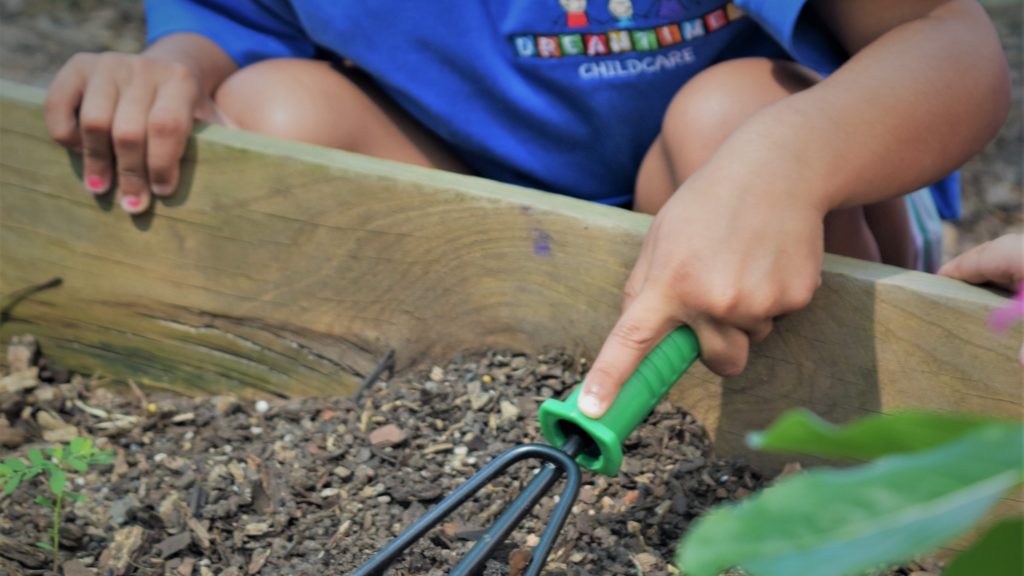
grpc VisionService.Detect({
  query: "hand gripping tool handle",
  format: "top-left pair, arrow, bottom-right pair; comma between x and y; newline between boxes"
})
538,326 -> 700,476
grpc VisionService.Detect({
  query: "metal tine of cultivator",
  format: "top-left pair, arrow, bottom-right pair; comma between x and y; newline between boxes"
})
451,434 -> 583,576
351,435 -> 585,576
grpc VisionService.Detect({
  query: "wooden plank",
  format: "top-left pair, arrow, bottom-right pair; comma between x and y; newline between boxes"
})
674,259 -> 1024,468
1,81 -> 653,398
2,78 -> 1020,444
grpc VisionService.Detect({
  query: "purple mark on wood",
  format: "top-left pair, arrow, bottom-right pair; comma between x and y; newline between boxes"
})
532,228 -> 552,256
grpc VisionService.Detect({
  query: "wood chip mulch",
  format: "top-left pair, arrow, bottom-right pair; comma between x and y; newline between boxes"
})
0,336 -> 942,575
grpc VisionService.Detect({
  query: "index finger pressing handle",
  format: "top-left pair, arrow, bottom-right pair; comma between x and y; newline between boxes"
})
538,326 -> 700,477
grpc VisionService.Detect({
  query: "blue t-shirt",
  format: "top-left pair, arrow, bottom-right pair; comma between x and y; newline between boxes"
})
146,0 -> 959,218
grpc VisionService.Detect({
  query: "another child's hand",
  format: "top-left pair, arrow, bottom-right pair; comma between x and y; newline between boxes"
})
938,233 -> 1024,291
940,234 -> 1024,366
575,167 -> 824,418
44,50 -> 219,214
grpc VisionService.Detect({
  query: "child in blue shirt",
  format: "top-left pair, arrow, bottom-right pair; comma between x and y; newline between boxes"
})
44,1 -> 1010,418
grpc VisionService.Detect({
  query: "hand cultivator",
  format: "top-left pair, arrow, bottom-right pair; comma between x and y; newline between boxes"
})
353,327 -> 700,576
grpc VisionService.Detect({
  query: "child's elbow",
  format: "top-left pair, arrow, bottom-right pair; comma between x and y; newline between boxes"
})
968,5 -> 1012,145
984,56 -> 1012,144
940,0 -> 1013,152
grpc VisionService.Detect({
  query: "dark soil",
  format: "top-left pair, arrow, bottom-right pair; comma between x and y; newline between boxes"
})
0,336 -> 942,576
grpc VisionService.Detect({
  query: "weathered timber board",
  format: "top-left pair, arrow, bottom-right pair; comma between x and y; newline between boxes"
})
1,79 -> 1021,444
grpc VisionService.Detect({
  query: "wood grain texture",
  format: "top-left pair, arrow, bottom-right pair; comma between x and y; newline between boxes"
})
1,79 -> 1020,456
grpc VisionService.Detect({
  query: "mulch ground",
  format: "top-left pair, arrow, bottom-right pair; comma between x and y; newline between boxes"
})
0,336 -> 942,576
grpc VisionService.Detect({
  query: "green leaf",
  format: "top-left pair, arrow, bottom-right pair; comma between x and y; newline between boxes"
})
0,463 -> 10,477
27,448 -> 45,467
677,423 -> 1024,576
35,541 -> 53,551
66,491 -> 86,503
3,458 -> 26,473
1,475 -> 21,494
48,469 -> 66,497
90,450 -> 114,466
746,409 -> 999,461
68,436 -> 87,455
67,456 -> 88,473
945,517 -> 1024,576
34,495 -> 55,509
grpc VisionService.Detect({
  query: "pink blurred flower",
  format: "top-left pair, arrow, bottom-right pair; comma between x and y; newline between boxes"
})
989,283 -> 1024,365
989,284 -> 1024,331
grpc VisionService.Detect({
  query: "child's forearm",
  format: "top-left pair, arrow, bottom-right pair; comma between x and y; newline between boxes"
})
142,33 -> 238,98
700,0 -> 1009,212
577,0 -> 1010,418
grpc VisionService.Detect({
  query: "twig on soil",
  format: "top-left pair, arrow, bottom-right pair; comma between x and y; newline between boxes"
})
370,448 -> 398,466
126,379 -> 147,411
354,349 -> 395,402
0,277 -> 62,325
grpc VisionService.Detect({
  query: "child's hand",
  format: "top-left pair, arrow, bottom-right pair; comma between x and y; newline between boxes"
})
575,167 -> 824,418
44,35 -> 236,214
938,233 -> 1024,292
572,0 -> 1008,418
940,234 -> 1024,366
44,52 -> 205,213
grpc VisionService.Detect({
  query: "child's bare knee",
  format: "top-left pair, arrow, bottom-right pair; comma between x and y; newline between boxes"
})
660,58 -> 817,171
214,59 -> 338,143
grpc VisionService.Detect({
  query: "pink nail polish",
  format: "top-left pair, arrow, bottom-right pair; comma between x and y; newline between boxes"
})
121,195 -> 142,211
85,175 -> 107,193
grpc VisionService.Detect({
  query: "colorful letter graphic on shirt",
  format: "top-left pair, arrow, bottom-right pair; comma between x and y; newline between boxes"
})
515,2 -> 743,60
656,24 -> 682,46
703,8 -> 728,32
538,35 -> 563,57
725,2 -> 746,20
608,29 -> 633,53
680,18 -> 705,41
514,35 -> 538,57
632,29 -> 659,51
561,34 -> 585,55
585,34 -> 610,55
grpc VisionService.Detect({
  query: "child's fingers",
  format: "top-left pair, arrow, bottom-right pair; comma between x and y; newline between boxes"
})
938,235 -> 1024,291
44,55 -> 89,152
937,250 -> 982,283
111,83 -> 157,214
689,317 -> 751,377
146,80 -> 198,197
578,294 -> 675,418
78,72 -> 119,195
747,317 -> 774,344
621,225 -> 656,314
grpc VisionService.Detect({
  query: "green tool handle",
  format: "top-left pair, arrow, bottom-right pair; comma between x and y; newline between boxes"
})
537,326 -> 700,476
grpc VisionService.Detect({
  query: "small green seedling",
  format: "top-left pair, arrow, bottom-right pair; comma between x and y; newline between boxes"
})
0,436 -> 113,572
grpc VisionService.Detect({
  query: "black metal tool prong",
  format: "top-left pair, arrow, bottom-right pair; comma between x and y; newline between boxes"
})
351,435 -> 585,576
451,435 -> 583,576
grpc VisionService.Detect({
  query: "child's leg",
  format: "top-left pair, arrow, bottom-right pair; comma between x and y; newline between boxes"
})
865,197 -> 917,269
212,59 -> 468,173
634,57 -> 908,265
